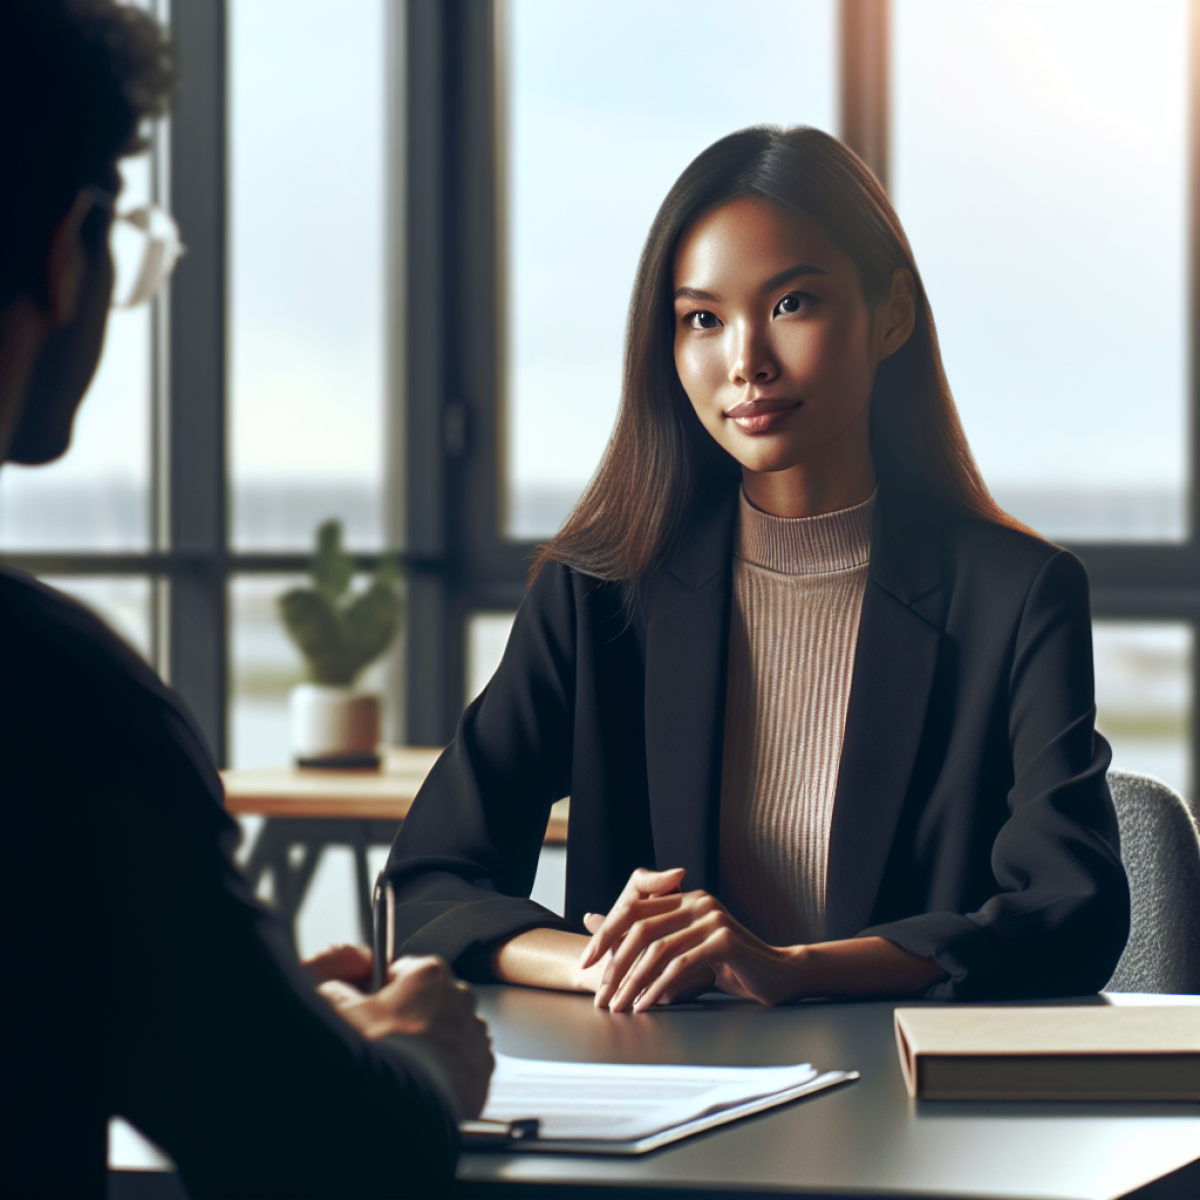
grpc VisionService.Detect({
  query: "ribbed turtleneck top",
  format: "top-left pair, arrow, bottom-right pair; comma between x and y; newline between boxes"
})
718,487 -> 876,946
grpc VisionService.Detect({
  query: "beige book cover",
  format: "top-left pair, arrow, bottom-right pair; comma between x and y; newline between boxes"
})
894,1005 -> 1200,1101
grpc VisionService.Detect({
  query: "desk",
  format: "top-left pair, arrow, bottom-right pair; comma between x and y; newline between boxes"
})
459,989 -> 1200,1199
221,748 -> 569,948
110,991 -> 1200,1199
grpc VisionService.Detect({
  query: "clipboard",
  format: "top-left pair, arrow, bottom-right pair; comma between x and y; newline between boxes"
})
459,1069 -> 858,1155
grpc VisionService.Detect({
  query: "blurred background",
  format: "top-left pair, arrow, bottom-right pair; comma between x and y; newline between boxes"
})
1,0 -> 1195,953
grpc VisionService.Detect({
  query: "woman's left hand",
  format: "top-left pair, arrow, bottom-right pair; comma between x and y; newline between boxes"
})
578,867 -> 804,1012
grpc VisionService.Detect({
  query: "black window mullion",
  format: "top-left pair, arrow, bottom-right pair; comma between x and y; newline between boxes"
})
402,0 -> 455,745
166,0 -> 229,766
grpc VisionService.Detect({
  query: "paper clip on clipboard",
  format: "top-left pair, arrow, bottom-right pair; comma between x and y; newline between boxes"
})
459,1118 -> 541,1146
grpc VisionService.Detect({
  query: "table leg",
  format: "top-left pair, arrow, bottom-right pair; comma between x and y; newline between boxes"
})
234,817 -> 403,955
236,819 -> 324,952
278,841 -> 324,949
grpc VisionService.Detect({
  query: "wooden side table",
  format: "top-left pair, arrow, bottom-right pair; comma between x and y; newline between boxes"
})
221,747 -> 568,950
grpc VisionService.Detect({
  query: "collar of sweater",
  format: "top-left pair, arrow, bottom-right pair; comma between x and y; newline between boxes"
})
735,486 -> 876,576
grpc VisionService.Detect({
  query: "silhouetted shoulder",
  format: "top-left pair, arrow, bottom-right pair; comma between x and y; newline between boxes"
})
1,567 -> 168,706
1,566 -> 225,826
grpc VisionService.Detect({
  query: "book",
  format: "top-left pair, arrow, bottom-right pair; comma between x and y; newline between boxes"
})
460,1053 -> 857,1154
894,1005 -> 1200,1101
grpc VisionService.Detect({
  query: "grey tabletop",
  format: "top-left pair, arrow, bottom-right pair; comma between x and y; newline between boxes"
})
457,988 -> 1200,1199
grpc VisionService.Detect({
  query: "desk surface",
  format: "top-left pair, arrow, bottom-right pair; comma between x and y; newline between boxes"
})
110,991 -> 1200,1197
220,747 -> 569,842
460,989 -> 1200,1199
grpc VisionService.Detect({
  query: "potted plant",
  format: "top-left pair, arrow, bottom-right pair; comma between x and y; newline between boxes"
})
279,519 -> 404,768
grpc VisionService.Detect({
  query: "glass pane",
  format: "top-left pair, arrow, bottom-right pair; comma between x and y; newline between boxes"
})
466,611 -> 516,704
42,576 -> 153,664
230,574 -> 395,769
229,0 -> 387,551
893,0 -> 1189,541
0,156 -> 153,551
1094,621 -> 1193,803
505,0 -> 837,539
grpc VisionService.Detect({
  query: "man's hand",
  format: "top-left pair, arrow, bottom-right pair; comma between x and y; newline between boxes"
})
301,943 -> 373,986
316,954 -> 494,1119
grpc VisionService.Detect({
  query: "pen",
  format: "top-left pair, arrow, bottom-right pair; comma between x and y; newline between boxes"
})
371,875 -> 394,993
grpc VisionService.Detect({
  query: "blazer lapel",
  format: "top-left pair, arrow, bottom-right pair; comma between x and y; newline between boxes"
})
824,489 -> 946,940
643,487 -> 738,893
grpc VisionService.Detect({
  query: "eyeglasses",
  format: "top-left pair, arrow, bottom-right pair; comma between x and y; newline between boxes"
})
85,184 -> 185,308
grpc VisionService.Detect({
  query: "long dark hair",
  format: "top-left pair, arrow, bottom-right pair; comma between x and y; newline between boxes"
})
531,125 -> 1028,585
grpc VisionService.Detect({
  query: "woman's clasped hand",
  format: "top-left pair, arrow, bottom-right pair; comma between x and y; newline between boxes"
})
579,867 -> 804,1012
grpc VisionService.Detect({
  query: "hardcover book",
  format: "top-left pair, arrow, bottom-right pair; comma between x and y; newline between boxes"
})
894,1005 -> 1200,1101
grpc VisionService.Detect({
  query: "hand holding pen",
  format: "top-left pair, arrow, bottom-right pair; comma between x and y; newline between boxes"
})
301,875 -> 495,1118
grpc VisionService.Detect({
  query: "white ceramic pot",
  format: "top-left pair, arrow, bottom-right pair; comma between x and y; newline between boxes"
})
289,684 -> 381,766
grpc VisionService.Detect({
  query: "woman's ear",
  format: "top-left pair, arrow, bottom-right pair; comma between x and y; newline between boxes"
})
43,191 -> 95,326
875,267 -> 917,363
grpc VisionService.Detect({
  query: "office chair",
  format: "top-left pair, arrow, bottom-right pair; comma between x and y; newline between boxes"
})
1105,769 -> 1200,994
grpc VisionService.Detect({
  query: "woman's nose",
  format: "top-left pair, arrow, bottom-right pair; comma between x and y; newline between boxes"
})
728,322 -> 779,386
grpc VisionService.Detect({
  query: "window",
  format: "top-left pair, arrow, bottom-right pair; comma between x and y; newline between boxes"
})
2,0 -> 1195,809
504,0 -> 837,539
893,0 -> 1189,542
229,0 -> 388,553
227,0 -> 396,767
1095,621 -> 1194,797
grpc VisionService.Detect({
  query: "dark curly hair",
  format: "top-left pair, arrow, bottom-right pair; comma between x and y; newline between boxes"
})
0,0 -> 176,308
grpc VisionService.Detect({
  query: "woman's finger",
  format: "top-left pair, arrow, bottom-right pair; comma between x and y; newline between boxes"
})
607,920 -> 713,1012
594,906 -> 700,1008
626,866 -> 685,898
578,863 -> 685,970
631,932 -> 726,1012
641,958 -> 718,1010
582,912 -> 606,934
579,890 -> 685,968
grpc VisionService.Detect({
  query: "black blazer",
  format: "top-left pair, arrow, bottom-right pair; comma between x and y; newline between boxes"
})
387,484 -> 1130,1000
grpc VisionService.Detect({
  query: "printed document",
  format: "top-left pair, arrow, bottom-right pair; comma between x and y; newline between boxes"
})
480,1053 -> 821,1143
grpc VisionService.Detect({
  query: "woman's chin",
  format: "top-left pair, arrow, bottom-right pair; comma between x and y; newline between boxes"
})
727,445 -> 808,480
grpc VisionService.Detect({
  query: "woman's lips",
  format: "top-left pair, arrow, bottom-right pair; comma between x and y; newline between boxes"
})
725,398 -> 800,434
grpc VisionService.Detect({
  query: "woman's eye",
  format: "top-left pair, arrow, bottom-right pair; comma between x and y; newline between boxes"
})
686,310 -> 721,330
774,292 -> 815,317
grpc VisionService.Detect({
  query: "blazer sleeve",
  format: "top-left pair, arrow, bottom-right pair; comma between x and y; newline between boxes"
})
861,549 -> 1131,1000
385,563 -> 578,974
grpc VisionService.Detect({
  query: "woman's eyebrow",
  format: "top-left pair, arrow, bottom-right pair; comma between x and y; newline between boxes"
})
761,263 -> 829,293
674,285 -> 719,303
673,263 -> 829,304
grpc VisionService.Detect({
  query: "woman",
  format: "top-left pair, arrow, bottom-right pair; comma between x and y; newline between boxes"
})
384,126 -> 1129,1008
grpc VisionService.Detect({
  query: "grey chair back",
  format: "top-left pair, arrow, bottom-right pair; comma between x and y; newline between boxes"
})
1105,769 -> 1200,994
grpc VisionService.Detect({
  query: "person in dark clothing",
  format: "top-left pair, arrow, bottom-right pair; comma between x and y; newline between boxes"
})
0,3 -> 492,1197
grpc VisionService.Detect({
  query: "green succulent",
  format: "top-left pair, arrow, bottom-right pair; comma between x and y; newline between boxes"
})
279,520 -> 404,687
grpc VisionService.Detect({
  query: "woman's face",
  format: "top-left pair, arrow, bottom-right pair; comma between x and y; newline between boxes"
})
672,197 -> 910,513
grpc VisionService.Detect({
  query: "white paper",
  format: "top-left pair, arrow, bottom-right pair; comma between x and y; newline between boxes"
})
480,1053 -> 818,1142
